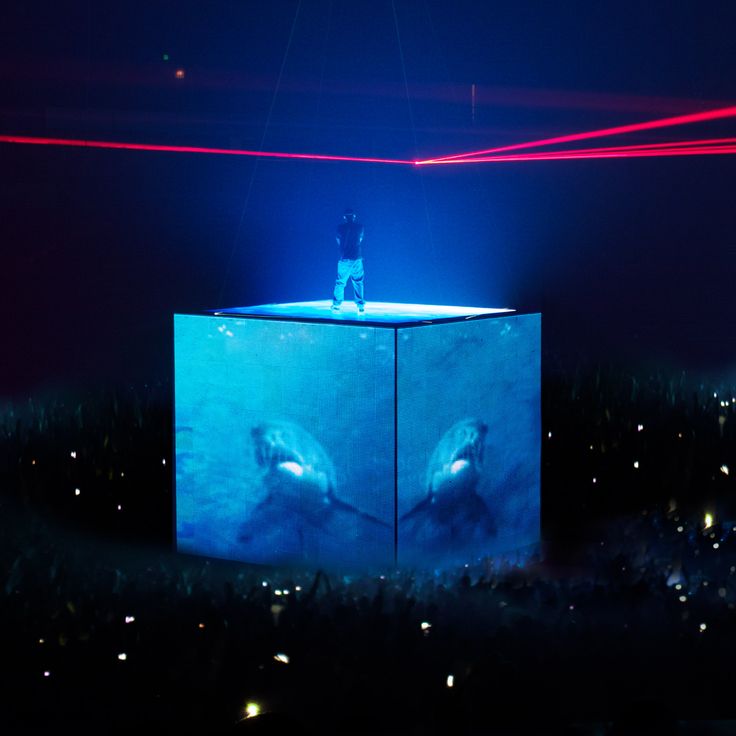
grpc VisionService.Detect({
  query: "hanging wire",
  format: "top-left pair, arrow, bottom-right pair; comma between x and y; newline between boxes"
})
391,0 -> 442,296
217,0 -> 303,306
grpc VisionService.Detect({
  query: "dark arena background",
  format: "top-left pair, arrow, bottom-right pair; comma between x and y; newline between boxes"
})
2,2 -> 736,734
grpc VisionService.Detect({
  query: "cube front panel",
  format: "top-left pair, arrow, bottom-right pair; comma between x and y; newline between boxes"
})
174,315 -> 395,567
396,314 -> 541,565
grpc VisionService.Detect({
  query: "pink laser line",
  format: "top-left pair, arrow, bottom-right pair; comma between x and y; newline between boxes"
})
415,105 -> 736,164
0,134 -> 413,165
432,143 -> 736,165
2,133 -> 736,167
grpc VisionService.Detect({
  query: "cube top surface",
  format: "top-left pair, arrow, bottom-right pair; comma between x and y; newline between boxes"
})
209,300 -> 514,327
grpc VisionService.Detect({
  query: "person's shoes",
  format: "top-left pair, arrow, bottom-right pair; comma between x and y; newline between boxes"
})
330,304 -> 341,312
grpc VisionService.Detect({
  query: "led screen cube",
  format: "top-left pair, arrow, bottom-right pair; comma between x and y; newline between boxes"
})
175,302 -> 540,569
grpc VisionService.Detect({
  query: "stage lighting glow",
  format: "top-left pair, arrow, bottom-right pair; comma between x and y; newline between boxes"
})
118,653 -> 127,661
245,702 -> 261,719
125,616 -> 135,623
634,461 -> 639,469
679,595 -> 687,603
274,653 -> 290,664
705,513 -> 714,529
700,623 -> 707,632
74,488 -> 80,496
714,543 -> 720,549
70,450 -> 76,458
175,68 -> 185,79
446,674 -> 455,688
720,465 -> 729,475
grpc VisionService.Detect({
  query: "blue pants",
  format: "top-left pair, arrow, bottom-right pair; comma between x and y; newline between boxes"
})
332,258 -> 365,307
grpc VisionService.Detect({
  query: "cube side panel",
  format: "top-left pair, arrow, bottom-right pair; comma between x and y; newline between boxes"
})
174,315 -> 395,567
396,314 -> 541,565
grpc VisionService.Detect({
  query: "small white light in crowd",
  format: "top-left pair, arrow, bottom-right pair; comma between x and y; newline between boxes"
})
699,623 -> 707,632
38,638 -> 45,644
274,589 -> 282,596
714,392 -> 718,398
714,543 -> 720,550
547,431 -> 552,438
117,504 -> 122,511
678,432 -> 683,438
589,444 -> 594,450
125,616 -> 135,624
446,674 -> 455,688
198,623 -> 205,629
274,653 -> 290,664
637,424 -> 644,432
43,671 -> 50,677
262,581 -> 268,587
420,621 -> 432,632
705,513 -> 714,529
295,586 -> 302,592
118,653 -> 127,661
70,451 -> 77,459
677,526 -> 683,533
245,702 -> 261,719
162,458 -> 166,465
74,488 -> 81,496
120,472 -> 125,477
592,478 -> 597,484
675,584 -> 682,590
283,589 -> 290,595
569,604 -> 575,611
679,595 -> 687,603
633,461 -> 639,469
720,465 -> 730,476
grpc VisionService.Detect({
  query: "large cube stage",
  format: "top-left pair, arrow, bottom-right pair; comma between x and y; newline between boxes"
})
174,301 -> 541,568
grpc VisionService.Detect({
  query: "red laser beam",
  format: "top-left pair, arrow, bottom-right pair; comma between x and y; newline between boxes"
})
415,105 -> 736,164
0,134 -> 413,166
431,144 -> 736,165
2,127 -> 736,167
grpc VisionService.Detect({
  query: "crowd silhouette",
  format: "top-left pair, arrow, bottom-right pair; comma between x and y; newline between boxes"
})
1,359 -> 735,734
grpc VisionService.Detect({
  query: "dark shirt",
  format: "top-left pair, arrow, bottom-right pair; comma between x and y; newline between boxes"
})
336,221 -> 364,260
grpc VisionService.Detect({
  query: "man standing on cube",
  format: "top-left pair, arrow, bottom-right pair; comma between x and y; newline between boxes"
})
331,208 -> 365,313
